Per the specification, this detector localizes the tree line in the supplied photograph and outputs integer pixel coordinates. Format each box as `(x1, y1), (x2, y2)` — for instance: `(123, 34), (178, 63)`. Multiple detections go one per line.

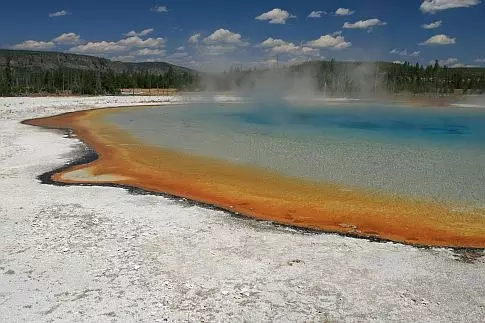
(1, 55), (485, 96)
(216, 59), (485, 96)
(0, 56), (199, 96)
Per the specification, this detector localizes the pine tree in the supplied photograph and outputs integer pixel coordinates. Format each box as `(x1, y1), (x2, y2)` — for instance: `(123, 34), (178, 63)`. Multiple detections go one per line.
(5, 56), (13, 95)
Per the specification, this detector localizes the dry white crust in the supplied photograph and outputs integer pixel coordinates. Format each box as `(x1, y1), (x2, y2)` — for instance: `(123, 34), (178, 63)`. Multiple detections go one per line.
(0, 96), (484, 322)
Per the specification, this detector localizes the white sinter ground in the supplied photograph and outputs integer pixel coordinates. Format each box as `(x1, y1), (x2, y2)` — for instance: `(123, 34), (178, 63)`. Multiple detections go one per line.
(0, 96), (484, 322)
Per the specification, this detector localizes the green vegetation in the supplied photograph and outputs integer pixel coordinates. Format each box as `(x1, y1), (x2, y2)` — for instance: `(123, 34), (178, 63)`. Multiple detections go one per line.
(217, 59), (485, 96)
(1, 49), (484, 96)
(0, 50), (199, 96)
(383, 60), (485, 94)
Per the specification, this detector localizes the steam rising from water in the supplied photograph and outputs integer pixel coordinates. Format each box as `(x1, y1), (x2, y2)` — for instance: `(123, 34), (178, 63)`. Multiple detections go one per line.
(195, 60), (382, 101)
(453, 96), (485, 109)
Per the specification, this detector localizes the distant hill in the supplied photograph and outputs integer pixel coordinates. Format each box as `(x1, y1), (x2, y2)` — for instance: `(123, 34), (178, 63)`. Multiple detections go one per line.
(0, 49), (199, 95)
(0, 49), (195, 74)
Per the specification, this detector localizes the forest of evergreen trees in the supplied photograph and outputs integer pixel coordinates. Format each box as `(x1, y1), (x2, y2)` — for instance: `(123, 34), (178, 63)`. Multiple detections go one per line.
(0, 55), (199, 96)
(218, 59), (485, 96)
(1, 53), (485, 96)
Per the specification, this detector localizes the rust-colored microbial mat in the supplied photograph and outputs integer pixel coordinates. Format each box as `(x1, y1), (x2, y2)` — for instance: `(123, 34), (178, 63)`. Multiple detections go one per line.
(24, 107), (485, 248)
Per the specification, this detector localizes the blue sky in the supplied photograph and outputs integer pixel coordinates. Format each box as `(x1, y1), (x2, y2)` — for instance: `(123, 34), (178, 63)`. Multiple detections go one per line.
(1, 0), (484, 71)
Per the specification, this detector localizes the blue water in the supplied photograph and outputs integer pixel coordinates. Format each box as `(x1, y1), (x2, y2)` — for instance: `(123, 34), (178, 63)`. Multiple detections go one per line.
(106, 101), (485, 205)
(217, 103), (485, 147)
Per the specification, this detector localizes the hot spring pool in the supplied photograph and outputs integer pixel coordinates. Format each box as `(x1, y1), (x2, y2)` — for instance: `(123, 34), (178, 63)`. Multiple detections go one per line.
(105, 101), (485, 206)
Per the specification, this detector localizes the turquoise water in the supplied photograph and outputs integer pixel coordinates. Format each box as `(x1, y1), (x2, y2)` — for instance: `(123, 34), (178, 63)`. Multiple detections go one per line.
(106, 101), (485, 205)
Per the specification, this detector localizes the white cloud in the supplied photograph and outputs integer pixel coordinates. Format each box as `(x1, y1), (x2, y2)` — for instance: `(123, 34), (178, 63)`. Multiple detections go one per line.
(196, 29), (247, 56)
(420, 34), (456, 45)
(49, 10), (69, 17)
(188, 33), (201, 44)
(70, 41), (125, 54)
(118, 36), (165, 48)
(70, 35), (165, 54)
(133, 48), (166, 56)
(176, 46), (185, 51)
(260, 38), (288, 48)
(13, 40), (56, 50)
(300, 47), (321, 56)
(393, 60), (405, 64)
(272, 44), (316, 56)
(390, 49), (420, 57)
(259, 38), (320, 57)
(420, 0), (480, 13)
(308, 11), (326, 18)
(151, 5), (168, 13)
(53, 33), (81, 44)
(125, 29), (154, 37)
(204, 29), (244, 44)
(343, 19), (387, 30)
(335, 8), (354, 16)
(474, 58), (485, 63)
(255, 8), (296, 24)
(421, 20), (442, 29)
(307, 34), (352, 49)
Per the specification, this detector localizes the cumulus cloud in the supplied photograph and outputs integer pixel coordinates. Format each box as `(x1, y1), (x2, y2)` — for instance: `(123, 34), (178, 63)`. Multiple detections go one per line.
(421, 20), (442, 29)
(474, 58), (485, 63)
(343, 19), (387, 30)
(176, 46), (185, 51)
(49, 10), (69, 17)
(118, 36), (166, 48)
(203, 29), (245, 44)
(259, 38), (320, 57)
(151, 5), (168, 13)
(420, 0), (480, 13)
(420, 34), (456, 45)
(307, 34), (352, 49)
(125, 29), (154, 37)
(260, 38), (288, 48)
(188, 33), (201, 44)
(308, 11), (326, 18)
(335, 8), (354, 16)
(390, 49), (420, 57)
(53, 33), (81, 44)
(393, 60), (405, 64)
(255, 8), (296, 24)
(69, 41), (126, 54)
(272, 43), (318, 56)
(196, 29), (247, 56)
(69, 35), (166, 55)
(13, 40), (56, 50)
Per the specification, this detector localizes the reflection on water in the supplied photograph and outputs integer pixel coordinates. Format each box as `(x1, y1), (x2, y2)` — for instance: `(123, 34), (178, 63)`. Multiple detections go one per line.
(106, 102), (485, 205)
